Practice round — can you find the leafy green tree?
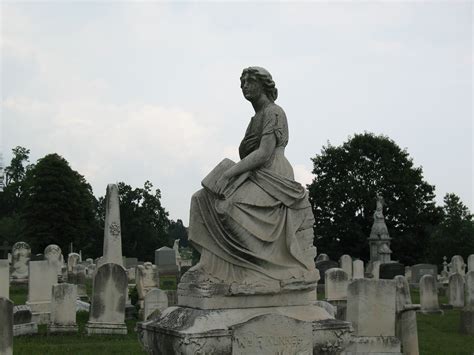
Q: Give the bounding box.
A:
[0,146,33,244]
[167,219,188,248]
[21,154,99,253]
[308,133,443,264]
[428,193,474,264]
[97,181,170,261]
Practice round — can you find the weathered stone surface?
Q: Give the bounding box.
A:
[0,259,9,298]
[315,260,338,284]
[394,276,419,355]
[345,279,401,354]
[411,263,438,284]
[448,273,465,308]
[372,260,381,279]
[144,288,168,320]
[465,270,474,309]
[347,279,396,337]
[103,184,124,266]
[86,263,127,335]
[468,254,474,273]
[450,255,466,276]
[26,260,57,324]
[136,262,159,307]
[352,259,364,279]
[154,247,176,267]
[314,300,336,317]
[137,305,352,355]
[419,274,441,314]
[340,254,352,279]
[13,304,38,336]
[460,271,474,335]
[380,262,405,280]
[316,253,329,262]
[48,283,78,333]
[44,244,63,277]
[325,268,349,301]
[11,241,30,281]
[0,297,13,355]
[67,253,80,273]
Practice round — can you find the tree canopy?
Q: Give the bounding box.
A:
[21,153,99,253]
[308,133,443,265]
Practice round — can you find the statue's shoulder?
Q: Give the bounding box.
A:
[265,103,286,117]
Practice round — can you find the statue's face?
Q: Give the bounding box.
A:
[241,73,264,102]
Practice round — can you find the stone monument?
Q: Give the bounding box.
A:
[85,263,127,335]
[367,194,392,272]
[137,67,352,354]
[48,283,78,333]
[394,276,420,355]
[460,270,474,334]
[448,273,465,308]
[0,297,13,355]
[102,184,124,266]
[10,241,31,283]
[143,288,168,320]
[44,244,63,278]
[26,260,57,324]
[67,252,80,274]
[136,262,159,309]
[0,259,9,298]
[419,274,442,314]
[13,305,38,336]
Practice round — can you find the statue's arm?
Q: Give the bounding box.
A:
[225,133,276,179]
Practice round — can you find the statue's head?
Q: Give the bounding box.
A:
[44,244,61,259]
[12,242,31,260]
[144,261,153,269]
[240,66,278,102]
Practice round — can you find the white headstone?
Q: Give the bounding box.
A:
[67,253,80,273]
[44,244,63,276]
[85,263,127,335]
[340,254,353,279]
[419,274,441,313]
[48,283,78,333]
[450,255,465,276]
[0,259,9,298]
[352,260,364,279]
[103,184,123,266]
[26,260,57,324]
[0,297,13,355]
[448,273,465,308]
[345,279,400,353]
[468,255,474,273]
[464,271,474,310]
[143,288,168,320]
[325,268,349,301]
[11,242,31,280]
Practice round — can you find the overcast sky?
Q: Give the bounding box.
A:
[1,1,472,223]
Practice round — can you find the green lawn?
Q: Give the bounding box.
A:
[9,285,474,354]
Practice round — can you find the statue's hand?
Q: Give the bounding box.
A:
[215,171,231,198]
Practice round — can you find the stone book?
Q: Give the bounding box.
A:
[201,158,249,199]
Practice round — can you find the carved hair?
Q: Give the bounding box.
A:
[240,66,278,102]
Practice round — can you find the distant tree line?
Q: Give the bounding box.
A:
[0,147,187,261]
[307,133,474,266]
[1,133,472,266]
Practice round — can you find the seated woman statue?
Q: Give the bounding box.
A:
[181,67,319,297]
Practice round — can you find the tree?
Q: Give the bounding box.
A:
[97,181,171,261]
[428,193,474,264]
[167,219,188,248]
[308,133,443,264]
[0,146,33,244]
[21,154,99,253]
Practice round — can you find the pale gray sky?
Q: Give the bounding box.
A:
[1,1,472,222]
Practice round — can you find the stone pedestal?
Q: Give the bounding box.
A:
[137,305,352,355]
[460,310,474,335]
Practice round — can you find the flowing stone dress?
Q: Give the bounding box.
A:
[184,103,318,295]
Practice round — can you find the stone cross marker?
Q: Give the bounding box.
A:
[103,184,123,266]
[0,297,13,355]
[86,263,127,335]
[48,283,78,334]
